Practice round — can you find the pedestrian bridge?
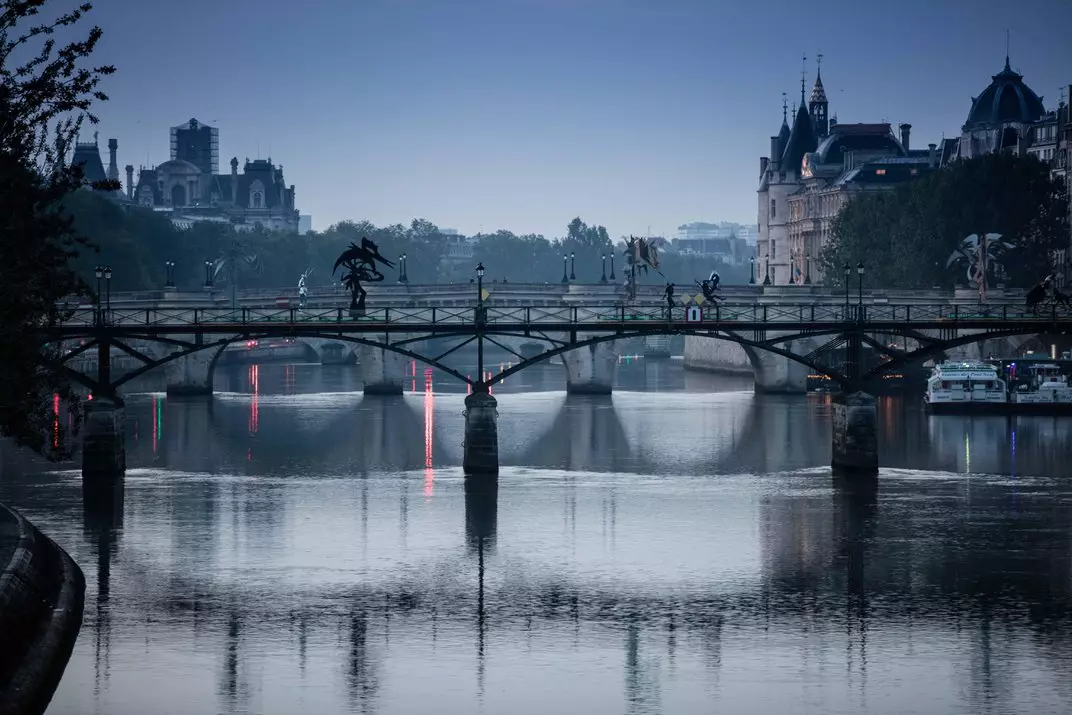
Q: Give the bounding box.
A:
[54,292,1070,480]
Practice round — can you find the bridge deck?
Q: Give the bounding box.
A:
[50,303,1072,336]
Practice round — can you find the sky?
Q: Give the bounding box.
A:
[74,0,1072,239]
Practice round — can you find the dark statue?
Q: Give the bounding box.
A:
[696,270,722,303]
[333,238,394,311]
[1026,273,1071,311]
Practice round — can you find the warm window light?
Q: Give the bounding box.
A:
[875,168,887,175]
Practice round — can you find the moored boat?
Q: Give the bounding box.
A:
[924,361,1006,413]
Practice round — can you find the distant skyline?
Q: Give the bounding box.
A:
[81,0,1072,239]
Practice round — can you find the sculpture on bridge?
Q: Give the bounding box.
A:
[1025,274,1071,311]
[696,270,722,303]
[333,238,394,311]
[946,233,1013,302]
[297,269,312,308]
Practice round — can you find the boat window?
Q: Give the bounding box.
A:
[941,381,950,389]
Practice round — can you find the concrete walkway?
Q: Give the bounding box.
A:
[0,503,85,715]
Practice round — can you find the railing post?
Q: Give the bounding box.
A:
[432,307,437,324]
[336,307,342,322]
[290,307,295,323]
[145,309,150,325]
[525,307,530,325]
[385,307,391,324]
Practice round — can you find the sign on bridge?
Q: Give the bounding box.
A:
[685,306,702,323]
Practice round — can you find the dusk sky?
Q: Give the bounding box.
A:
[84,0,1072,239]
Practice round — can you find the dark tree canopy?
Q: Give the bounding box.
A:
[819,153,1069,289]
[0,0,114,456]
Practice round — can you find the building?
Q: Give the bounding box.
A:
[757,62,942,285]
[673,222,755,265]
[68,118,301,233]
[298,215,313,235]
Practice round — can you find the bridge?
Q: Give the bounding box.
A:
[48,282,1071,479]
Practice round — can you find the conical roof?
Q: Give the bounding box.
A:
[809,69,828,104]
[780,103,817,174]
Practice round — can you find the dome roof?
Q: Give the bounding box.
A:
[156,158,201,175]
[963,58,1045,130]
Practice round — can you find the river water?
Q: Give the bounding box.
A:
[2,357,1072,715]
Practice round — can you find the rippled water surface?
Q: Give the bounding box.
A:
[2,358,1072,715]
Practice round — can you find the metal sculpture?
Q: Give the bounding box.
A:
[297,268,312,308]
[696,270,722,303]
[333,238,394,311]
[946,233,1013,302]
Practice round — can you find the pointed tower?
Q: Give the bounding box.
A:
[809,54,829,139]
[777,94,791,162]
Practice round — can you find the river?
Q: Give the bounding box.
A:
[2,357,1071,715]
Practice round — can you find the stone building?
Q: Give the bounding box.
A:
[757,63,938,285]
[68,118,300,233]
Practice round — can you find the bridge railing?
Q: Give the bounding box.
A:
[55,301,1072,330]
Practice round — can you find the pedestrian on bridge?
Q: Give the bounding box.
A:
[664,283,675,311]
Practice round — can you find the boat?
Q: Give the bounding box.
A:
[924,361,1006,413]
[1007,363,1072,413]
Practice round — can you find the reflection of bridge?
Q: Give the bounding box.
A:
[58,298,1071,477]
[70,468,1072,715]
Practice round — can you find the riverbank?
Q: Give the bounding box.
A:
[0,503,85,715]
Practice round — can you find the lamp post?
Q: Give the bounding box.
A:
[610,252,616,281]
[104,266,112,322]
[804,254,812,284]
[561,254,569,284]
[204,260,213,288]
[843,262,850,314]
[398,254,404,283]
[601,254,607,283]
[94,265,103,325]
[401,253,408,283]
[763,256,771,286]
[856,261,864,308]
[165,260,175,288]
[570,252,576,281]
[476,262,486,388]
[749,256,755,285]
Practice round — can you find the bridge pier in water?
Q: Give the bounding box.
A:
[830,391,878,475]
[359,345,408,395]
[463,390,499,475]
[165,350,215,396]
[562,342,616,394]
[81,397,126,479]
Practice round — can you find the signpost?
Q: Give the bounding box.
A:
[685,305,702,323]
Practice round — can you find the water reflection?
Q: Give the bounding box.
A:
[1,362,1072,713]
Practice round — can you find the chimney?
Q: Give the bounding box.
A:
[124,165,134,199]
[107,138,119,183]
[230,157,239,204]
[760,157,769,177]
[928,142,937,168]
[899,123,911,151]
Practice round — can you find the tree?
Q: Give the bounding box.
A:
[820,154,1069,289]
[0,1,114,456]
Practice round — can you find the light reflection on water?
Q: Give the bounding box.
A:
[1,359,1072,715]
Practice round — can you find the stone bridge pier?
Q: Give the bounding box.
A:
[165,346,218,396]
[359,343,411,395]
[682,333,816,393]
[560,339,617,394]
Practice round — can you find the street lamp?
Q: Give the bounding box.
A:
[204,259,213,288]
[476,262,485,307]
[804,254,812,284]
[103,266,112,321]
[857,261,864,308]
[401,253,408,283]
[763,256,771,286]
[843,262,850,314]
[561,254,569,284]
[475,262,486,386]
[570,252,576,281]
[610,251,616,281]
[94,265,103,324]
[165,260,175,288]
[749,256,755,285]
[601,254,607,283]
[398,254,404,283]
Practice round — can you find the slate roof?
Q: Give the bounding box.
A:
[963,57,1046,130]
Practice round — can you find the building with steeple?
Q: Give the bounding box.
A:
[757,57,940,285]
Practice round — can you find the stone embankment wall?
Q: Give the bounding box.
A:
[0,504,85,715]
[682,335,754,375]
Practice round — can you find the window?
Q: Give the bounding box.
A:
[252,191,263,208]
[875,169,887,176]
[770,199,776,218]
